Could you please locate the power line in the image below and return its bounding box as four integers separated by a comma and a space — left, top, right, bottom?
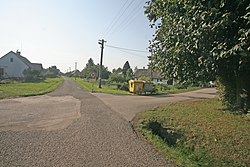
105, 44, 149, 53
103, 0, 130, 36
109, 0, 145, 36
105, 0, 135, 38
116, 48, 148, 58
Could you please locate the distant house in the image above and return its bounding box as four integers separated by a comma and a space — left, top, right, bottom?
134, 68, 172, 84
0, 51, 43, 79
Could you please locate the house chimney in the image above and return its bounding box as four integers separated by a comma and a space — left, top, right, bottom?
16, 50, 21, 55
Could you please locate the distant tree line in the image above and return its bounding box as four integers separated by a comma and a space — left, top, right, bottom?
80, 58, 134, 84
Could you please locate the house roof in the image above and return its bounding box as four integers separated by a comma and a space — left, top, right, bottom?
134, 69, 161, 79
1, 51, 43, 71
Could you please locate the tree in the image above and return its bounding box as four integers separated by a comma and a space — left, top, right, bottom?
44, 66, 60, 78
82, 58, 98, 79
97, 64, 111, 79
108, 72, 125, 83
86, 58, 95, 68
112, 67, 123, 74
125, 68, 134, 81
82, 58, 111, 79
122, 61, 131, 76
145, 0, 250, 112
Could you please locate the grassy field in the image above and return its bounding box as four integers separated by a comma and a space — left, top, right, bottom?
0, 78, 63, 99
134, 99, 250, 167
75, 78, 130, 95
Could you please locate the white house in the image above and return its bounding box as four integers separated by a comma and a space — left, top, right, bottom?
0, 51, 43, 79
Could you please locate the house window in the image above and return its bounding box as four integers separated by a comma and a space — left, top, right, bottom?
10, 58, 13, 62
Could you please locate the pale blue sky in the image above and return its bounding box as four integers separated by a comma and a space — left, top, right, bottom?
0, 0, 154, 72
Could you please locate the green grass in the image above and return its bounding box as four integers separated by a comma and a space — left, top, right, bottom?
134, 99, 250, 167
75, 78, 202, 95
74, 78, 130, 95
0, 78, 63, 99
155, 85, 202, 94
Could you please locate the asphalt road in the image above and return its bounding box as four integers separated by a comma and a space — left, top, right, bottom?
0, 78, 174, 166
94, 88, 217, 121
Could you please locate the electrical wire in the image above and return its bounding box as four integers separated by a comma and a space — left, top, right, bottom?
103, 0, 130, 36
109, 0, 145, 36
105, 0, 135, 38
105, 44, 148, 53
116, 49, 148, 58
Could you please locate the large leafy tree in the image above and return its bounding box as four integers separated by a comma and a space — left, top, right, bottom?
145, 0, 250, 112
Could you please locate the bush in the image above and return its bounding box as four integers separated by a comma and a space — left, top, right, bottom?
23, 69, 43, 82
109, 73, 125, 83
119, 83, 129, 91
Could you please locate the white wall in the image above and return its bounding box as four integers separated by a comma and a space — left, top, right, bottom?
0, 52, 29, 78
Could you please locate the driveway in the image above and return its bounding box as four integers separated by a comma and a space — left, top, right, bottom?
93, 88, 217, 121
0, 78, 174, 166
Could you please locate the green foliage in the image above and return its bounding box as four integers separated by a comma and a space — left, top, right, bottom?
145, 0, 250, 112
108, 72, 125, 83
135, 99, 250, 166
0, 78, 63, 99
122, 61, 131, 76
75, 78, 129, 95
23, 69, 43, 82
125, 68, 133, 81
138, 76, 151, 81
109, 61, 133, 82
82, 58, 111, 79
43, 66, 61, 78
155, 84, 201, 94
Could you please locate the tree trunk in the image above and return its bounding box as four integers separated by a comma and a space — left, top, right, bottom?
235, 71, 242, 111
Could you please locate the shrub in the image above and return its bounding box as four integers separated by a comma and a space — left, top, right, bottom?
23, 69, 43, 82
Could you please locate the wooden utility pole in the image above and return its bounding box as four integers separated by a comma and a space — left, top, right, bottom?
75, 62, 77, 80
98, 39, 106, 88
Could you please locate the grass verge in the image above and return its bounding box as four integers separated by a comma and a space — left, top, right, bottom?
155, 85, 202, 94
0, 78, 63, 99
74, 78, 130, 95
134, 99, 250, 167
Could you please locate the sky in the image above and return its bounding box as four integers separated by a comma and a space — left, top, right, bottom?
0, 0, 155, 73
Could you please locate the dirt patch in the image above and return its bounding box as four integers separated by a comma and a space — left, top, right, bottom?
0, 95, 81, 131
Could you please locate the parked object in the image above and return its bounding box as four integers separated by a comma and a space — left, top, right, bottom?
129, 80, 156, 94
129, 80, 144, 94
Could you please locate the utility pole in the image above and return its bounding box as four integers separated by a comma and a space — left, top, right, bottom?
75, 62, 77, 80
98, 39, 106, 88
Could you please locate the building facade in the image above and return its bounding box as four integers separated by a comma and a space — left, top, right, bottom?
0, 51, 43, 79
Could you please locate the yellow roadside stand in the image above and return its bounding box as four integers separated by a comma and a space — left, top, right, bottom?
129, 80, 145, 94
